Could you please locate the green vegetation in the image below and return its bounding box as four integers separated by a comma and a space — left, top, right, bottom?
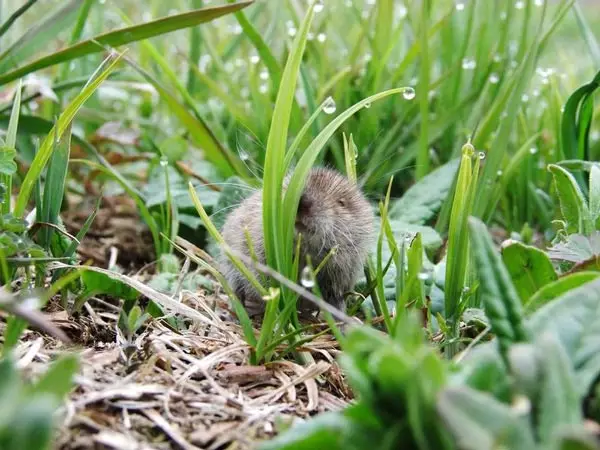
0, 0, 599, 448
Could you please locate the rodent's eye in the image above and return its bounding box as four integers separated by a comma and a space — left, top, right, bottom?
337, 199, 346, 207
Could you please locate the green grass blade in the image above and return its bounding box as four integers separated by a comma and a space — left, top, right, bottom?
0, 2, 253, 86
416, 0, 431, 180
0, 0, 38, 39
13, 51, 123, 218
40, 122, 72, 247
0, 79, 21, 214
0, 0, 81, 72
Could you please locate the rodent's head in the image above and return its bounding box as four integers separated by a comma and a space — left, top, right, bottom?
295, 167, 373, 257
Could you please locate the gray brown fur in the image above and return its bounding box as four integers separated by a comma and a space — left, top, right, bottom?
219, 167, 374, 317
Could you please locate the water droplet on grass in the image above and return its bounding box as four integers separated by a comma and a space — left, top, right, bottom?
323, 96, 336, 114
489, 73, 500, 84
259, 84, 268, 94
364, 101, 371, 109
317, 33, 327, 43
250, 55, 260, 64
418, 271, 431, 281
497, 170, 503, 177
515, 1, 524, 9
403, 87, 416, 100
455, 2, 465, 11
534, 0, 544, 6
461, 58, 476, 70
478, 151, 486, 160
288, 26, 297, 37
259, 70, 269, 80
529, 147, 538, 155
160, 157, 168, 167
314, 1, 324, 13
300, 267, 315, 288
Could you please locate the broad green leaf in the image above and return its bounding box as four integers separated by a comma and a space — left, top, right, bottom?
388, 158, 460, 225
501, 241, 557, 303
468, 217, 529, 359
547, 233, 600, 263
553, 426, 600, 450
3, 395, 57, 450
0, 357, 20, 427
548, 164, 593, 235
0, 2, 254, 86
437, 386, 536, 450
525, 272, 600, 313
528, 277, 600, 396
0, 147, 17, 176
536, 333, 581, 446
14, 52, 123, 218
28, 355, 78, 400
81, 271, 140, 302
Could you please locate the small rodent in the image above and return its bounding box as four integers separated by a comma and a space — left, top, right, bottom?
219, 167, 374, 317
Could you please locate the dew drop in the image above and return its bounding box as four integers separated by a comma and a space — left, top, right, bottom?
317, 33, 327, 43
323, 96, 336, 114
462, 286, 471, 294
259, 84, 268, 94
398, 5, 408, 19
461, 58, 476, 70
478, 151, 486, 160
364, 101, 371, 109
529, 147, 538, 155
160, 157, 168, 167
403, 87, 416, 100
455, 2, 465, 11
314, 1, 324, 13
250, 54, 260, 64
515, 0, 524, 9
534, 0, 544, 6
288, 26, 297, 37
417, 271, 431, 281
300, 267, 315, 288
239, 149, 250, 161
497, 169, 503, 177
489, 73, 500, 84
493, 53, 503, 63
521, 94, 529, 103
259, 70, 269, 80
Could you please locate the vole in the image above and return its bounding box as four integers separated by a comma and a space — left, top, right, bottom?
219, 167, 374, 317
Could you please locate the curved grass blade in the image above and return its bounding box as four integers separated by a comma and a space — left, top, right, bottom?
13, 51, 123, 218
0, 0, 38, 39
0, 2, 254, 86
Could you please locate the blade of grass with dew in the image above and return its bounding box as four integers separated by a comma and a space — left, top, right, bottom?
0, 2, 254, 86
0, 0, 82, 73
13, 51, 123, 218
40, 123, 71, 248
1, 79, 21, 214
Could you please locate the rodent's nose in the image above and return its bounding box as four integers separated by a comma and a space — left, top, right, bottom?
298, 194, 313, 216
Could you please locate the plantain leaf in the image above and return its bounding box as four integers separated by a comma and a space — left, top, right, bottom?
389, 158, 460, 225
548, 164, 593, 235
525, 272, 600, 314
501, 240, 557, 303
528, 277, 600, 396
